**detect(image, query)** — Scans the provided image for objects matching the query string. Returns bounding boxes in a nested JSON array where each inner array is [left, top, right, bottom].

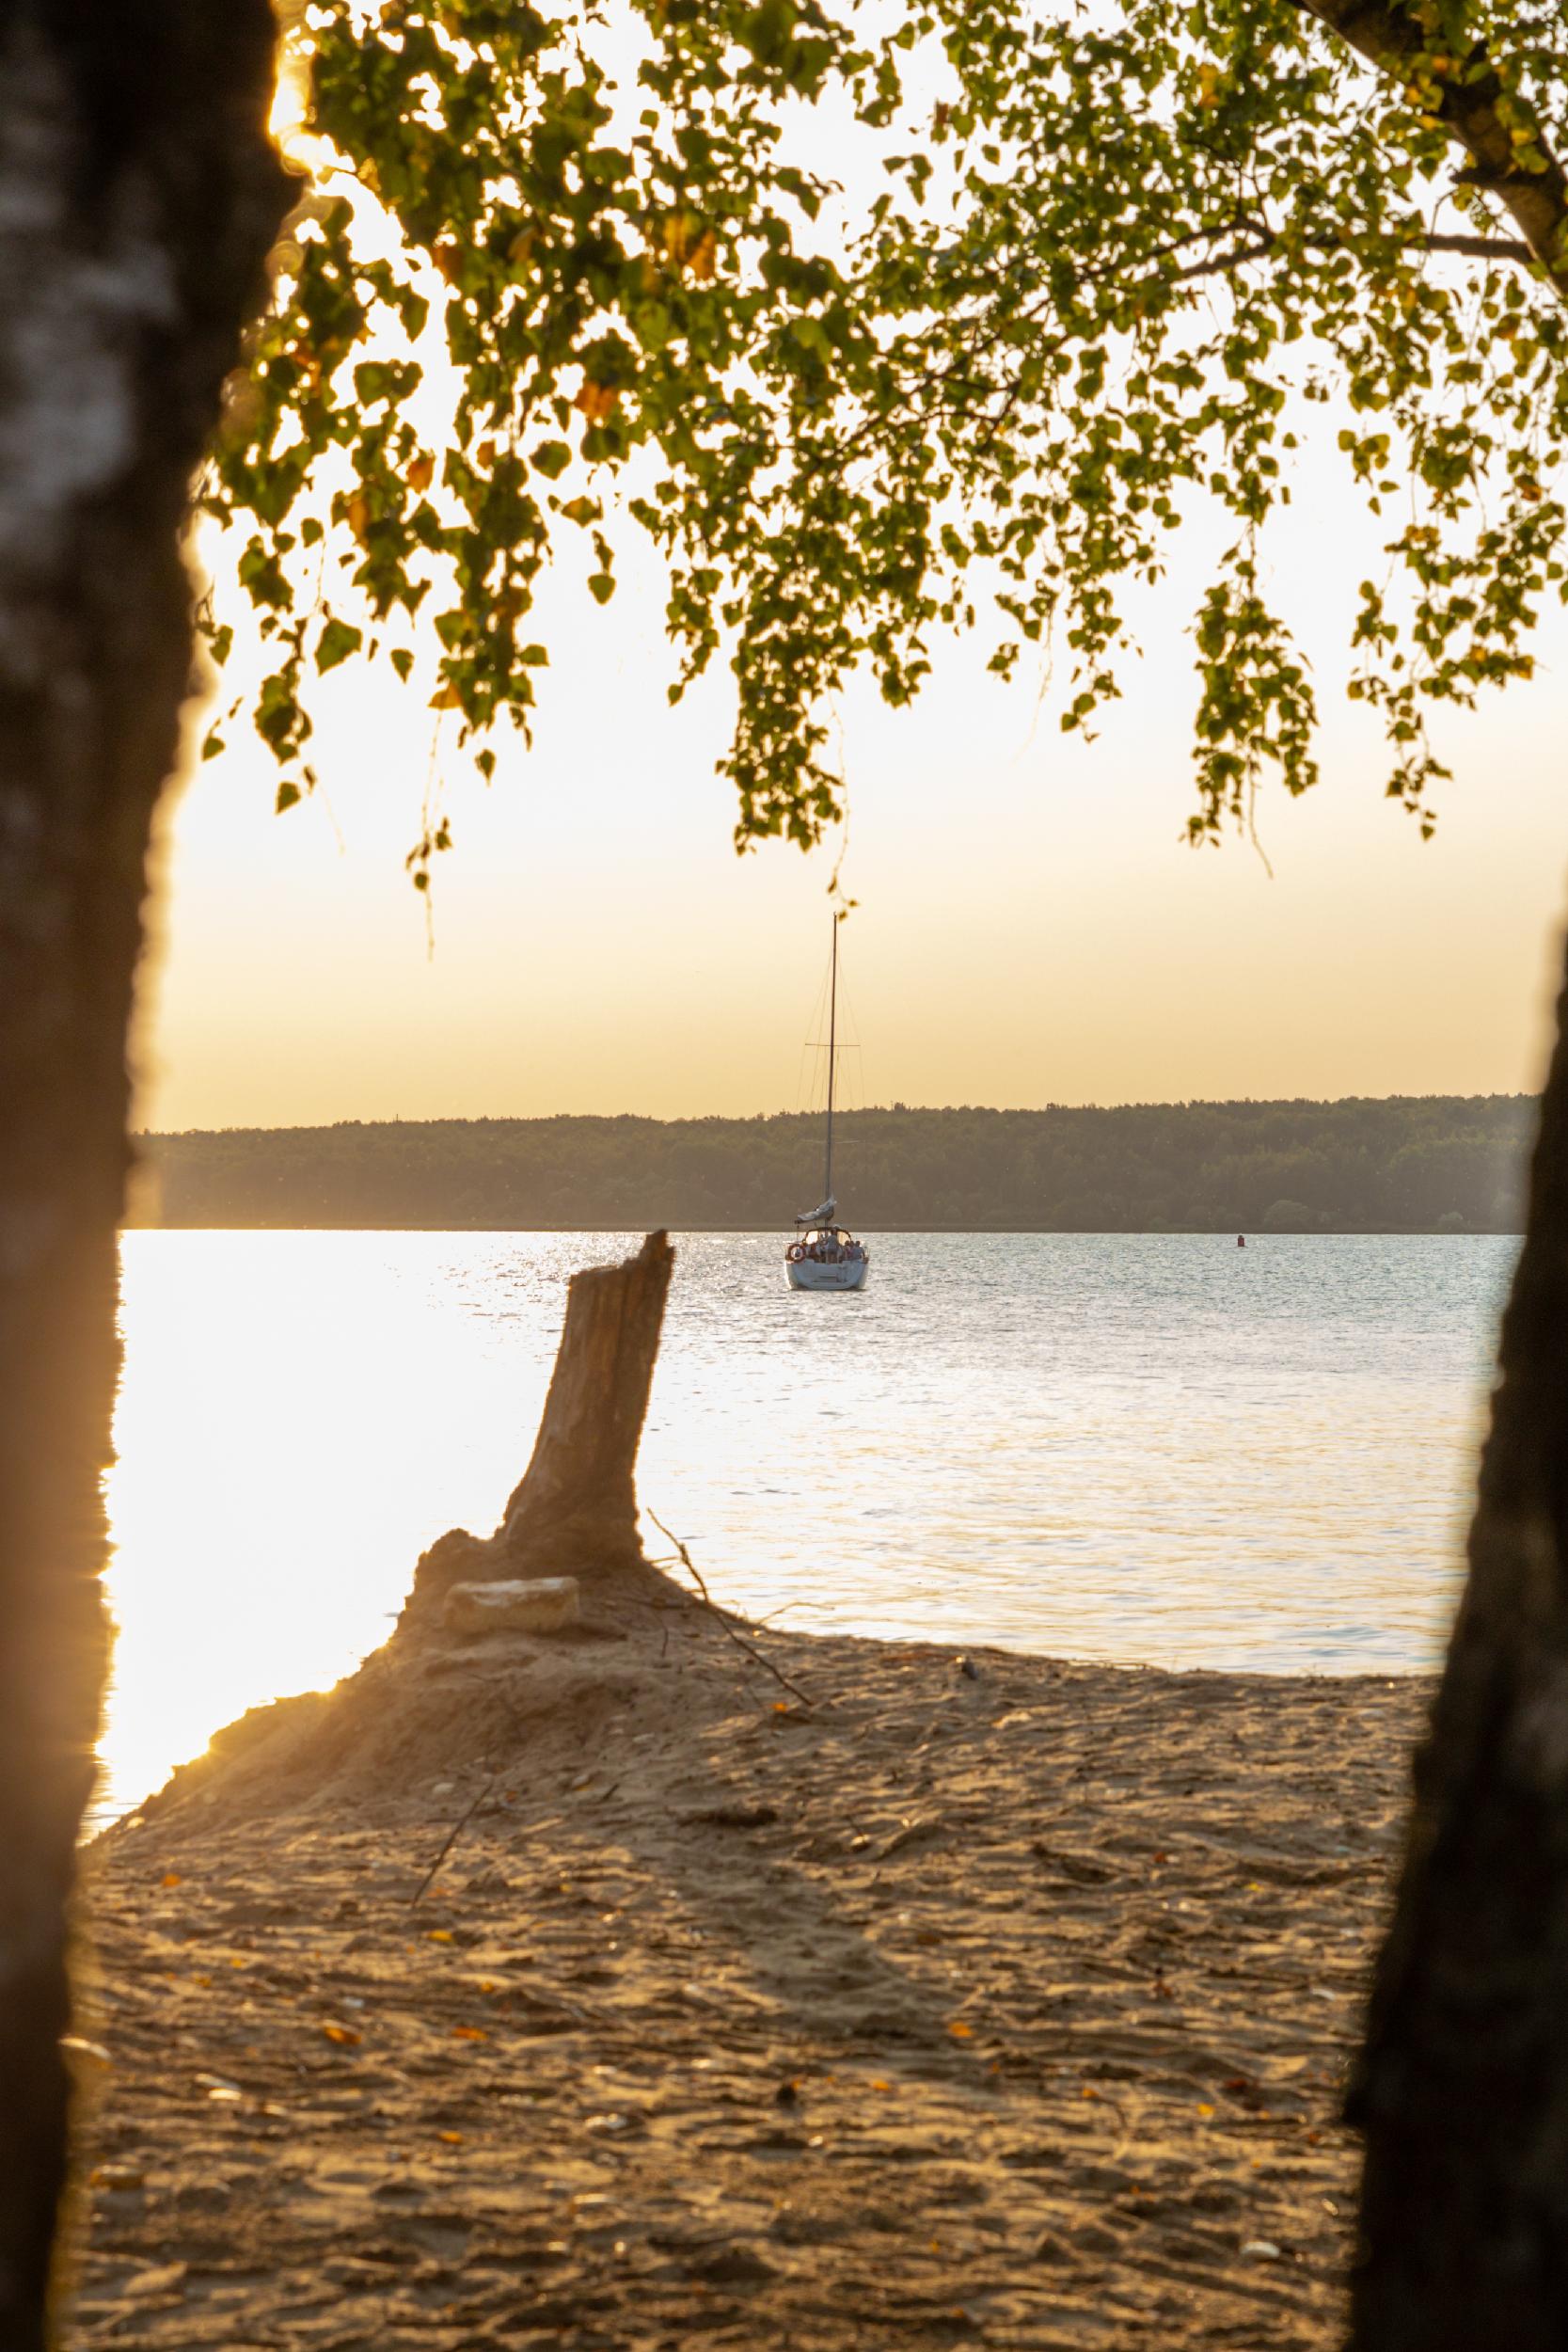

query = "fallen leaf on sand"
[[159, 1872, 182, 1889], [451, 2026, 488, 2042], [323, 2025, 361, 2047], [436, 2130, 464, 2144], [947, 2020, 974, 2040], [427, 1930, 454, 1944], [1196, 2103, 1215, 2119], [870, 2078, 894, 2092]]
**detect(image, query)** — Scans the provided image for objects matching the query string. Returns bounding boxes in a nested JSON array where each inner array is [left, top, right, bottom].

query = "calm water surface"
[[103, 1231, 1515, 1816]]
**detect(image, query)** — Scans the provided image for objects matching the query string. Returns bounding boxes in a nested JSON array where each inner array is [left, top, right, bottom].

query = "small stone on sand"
[[443, 1577, 580, 1636]]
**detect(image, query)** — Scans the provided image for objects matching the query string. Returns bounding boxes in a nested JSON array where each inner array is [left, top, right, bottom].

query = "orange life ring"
[[787, 1243, 806, 1263]]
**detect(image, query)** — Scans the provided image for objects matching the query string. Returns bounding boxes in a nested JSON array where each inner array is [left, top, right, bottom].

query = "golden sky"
[[137, 78, 1568, 1135], [137, 483, 1568, 1133]]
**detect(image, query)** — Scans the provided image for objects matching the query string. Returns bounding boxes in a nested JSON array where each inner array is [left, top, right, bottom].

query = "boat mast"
[[824, 912, 838, 1208]]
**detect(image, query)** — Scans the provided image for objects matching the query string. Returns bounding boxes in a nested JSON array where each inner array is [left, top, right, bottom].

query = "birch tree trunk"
[[1350, 936, 1568, 2349], [0, 8, 285, 2341]]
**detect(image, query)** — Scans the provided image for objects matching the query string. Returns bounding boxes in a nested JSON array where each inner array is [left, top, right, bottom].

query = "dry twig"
[[648, 1512, 818, 1714], [411, 1772, 500, 1906]]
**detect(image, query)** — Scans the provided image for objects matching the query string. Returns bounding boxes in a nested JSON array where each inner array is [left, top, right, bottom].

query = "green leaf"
[[317, 617, 364, 674]]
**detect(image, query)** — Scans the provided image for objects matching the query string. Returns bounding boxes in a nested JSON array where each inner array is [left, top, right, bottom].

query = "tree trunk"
[[0, 8, 285, 2343], [1349, 932, 1568, 2349]]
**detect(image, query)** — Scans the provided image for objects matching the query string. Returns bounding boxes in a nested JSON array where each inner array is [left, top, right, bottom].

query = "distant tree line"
[[131, 1097, 1533, 1233]]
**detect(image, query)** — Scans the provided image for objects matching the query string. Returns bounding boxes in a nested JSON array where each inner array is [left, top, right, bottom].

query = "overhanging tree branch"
[[1421, 230, 1538, 262], [1291, 0, 1568, 296], [1172, 226, 1536, 285]]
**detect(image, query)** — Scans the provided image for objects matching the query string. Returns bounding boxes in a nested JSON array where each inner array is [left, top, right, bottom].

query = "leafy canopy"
[[209, 0, 1568, 874]]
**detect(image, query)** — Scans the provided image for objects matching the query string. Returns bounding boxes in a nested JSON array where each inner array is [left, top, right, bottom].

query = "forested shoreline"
[[130, 1096, 1532, 1233]]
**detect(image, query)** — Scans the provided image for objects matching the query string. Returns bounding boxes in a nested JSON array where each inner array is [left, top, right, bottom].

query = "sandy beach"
[[67, 1581, 1427, 2348]]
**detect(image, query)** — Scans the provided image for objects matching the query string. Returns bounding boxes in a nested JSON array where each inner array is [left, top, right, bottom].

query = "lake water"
[[103, 1231, 1516, 1818]]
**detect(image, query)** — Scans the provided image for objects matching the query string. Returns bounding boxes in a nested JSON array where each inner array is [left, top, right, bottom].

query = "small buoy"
[[1237, 1233, 1246, 1248]]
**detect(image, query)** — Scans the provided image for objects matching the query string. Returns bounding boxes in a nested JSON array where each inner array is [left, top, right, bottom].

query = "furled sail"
[[796, 1195, 836, 1228]]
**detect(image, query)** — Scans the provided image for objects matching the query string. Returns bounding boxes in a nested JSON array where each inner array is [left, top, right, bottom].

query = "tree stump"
[[405, 1231, 674, 1626], [500, 1228, 674, 1570]]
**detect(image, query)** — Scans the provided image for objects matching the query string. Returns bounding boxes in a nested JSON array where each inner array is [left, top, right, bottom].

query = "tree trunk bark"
[[0, 8, 285, 2342], [1349, 932, 1568, 2349]]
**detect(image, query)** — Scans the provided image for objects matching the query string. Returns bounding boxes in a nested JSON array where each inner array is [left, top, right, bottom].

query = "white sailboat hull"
[[787, 1254, 869, 1292]]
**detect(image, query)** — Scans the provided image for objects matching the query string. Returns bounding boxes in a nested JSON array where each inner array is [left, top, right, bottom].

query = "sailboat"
[[784, 914, 870, 1292]]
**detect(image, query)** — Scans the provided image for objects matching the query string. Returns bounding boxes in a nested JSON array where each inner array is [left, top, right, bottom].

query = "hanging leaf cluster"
[[209, 0, 1568, 862]]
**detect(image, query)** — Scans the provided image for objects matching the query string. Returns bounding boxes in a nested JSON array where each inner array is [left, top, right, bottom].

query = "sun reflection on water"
[[104, 1232, 568, 1820]]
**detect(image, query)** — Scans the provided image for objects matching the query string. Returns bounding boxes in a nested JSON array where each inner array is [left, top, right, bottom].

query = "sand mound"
[[125, 1539, 708, 1832]]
